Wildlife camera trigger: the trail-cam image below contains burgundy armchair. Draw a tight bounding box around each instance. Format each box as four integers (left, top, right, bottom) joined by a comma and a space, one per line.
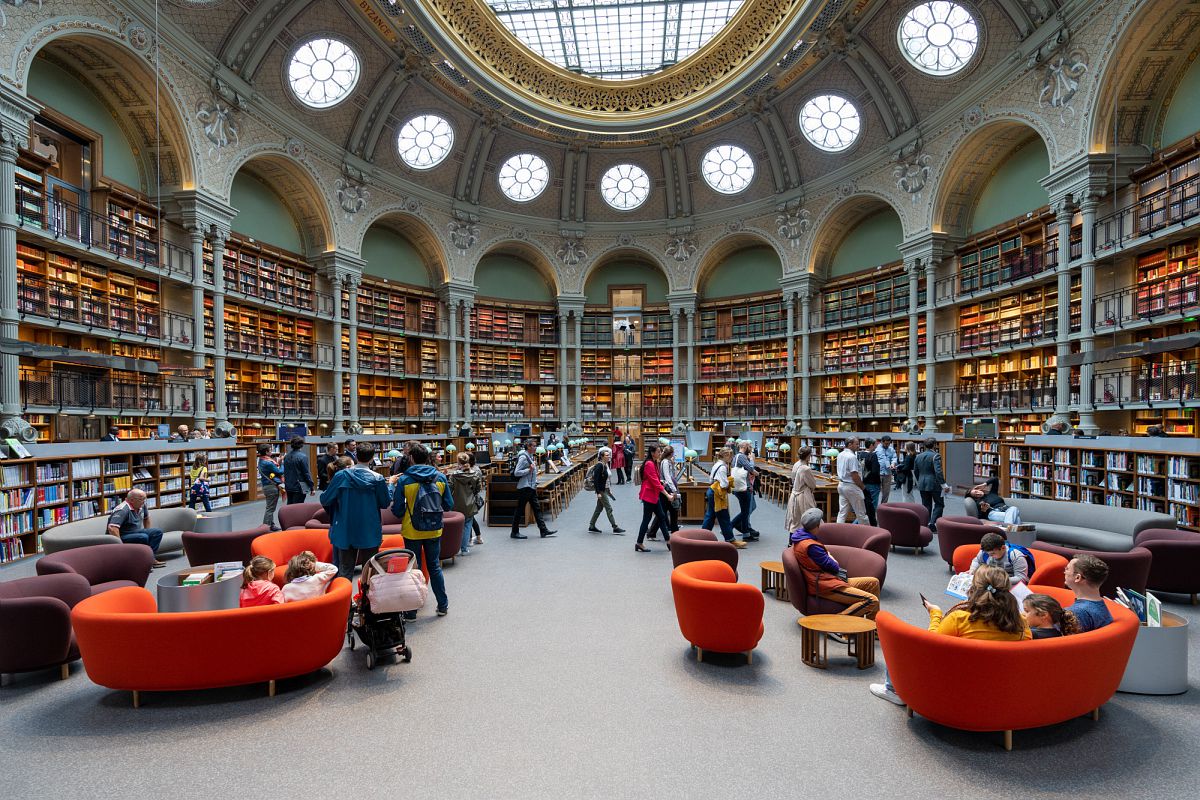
36, 544, 155, 594
0, 573, 92, 679
876, 505, 935, 554
279, 501, 323, 530
936, 517, 1002, 571
440, 512, 465, 562
1134, 528, 1200, 604
1032, 543, 1153, 598
885, 501, 930, 527
781, 543, 887, 616
182, 525, 271, 566
670, 528, 739, 571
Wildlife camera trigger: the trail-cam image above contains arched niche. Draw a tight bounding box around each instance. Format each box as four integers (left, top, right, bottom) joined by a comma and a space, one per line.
361, 225, 438, 288
811, 198, 904, 279
933, 121, 1049, 237
24, 34, 195, 192
475, 249, 556, 303
699, 245, 782, 299
584, 257, 669, 306
227, 155, 333, 254
1161, 55, 1200, 147
229, 169, 304, 254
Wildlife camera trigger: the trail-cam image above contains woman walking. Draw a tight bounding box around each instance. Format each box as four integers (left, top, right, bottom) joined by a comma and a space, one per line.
784, 446, 818, 533
611, 436, 627, 484
701, 447, 745, 548
635, 444, 674, 552
649, 445, 682, 539
449, 451, 483, 555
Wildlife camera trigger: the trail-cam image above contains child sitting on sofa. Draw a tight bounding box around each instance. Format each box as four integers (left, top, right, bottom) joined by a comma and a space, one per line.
970, 531, 1030, 585
1064, 554, 1114, 632
281, 550, 337, 602
1022, 593, 1080, 638
240, 555, 284, 607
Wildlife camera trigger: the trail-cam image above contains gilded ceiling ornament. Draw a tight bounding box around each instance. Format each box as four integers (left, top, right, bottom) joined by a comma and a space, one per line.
665, 236, 697, 263
776, 207, 810, 248
894, 152, 932, 201
1038, 50, 1088, 120
556, 238, 586, 267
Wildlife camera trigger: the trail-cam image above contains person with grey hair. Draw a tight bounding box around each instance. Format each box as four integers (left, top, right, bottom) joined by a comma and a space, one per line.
789, 508, 880, 619
106, 488, 166, 567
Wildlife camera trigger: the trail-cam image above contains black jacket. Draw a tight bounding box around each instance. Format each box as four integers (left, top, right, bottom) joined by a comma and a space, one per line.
316, 453, 337, 490
282, 449, 313, 493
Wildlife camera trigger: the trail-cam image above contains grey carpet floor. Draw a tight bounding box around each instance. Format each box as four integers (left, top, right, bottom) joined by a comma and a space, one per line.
1, 484, 1198, 799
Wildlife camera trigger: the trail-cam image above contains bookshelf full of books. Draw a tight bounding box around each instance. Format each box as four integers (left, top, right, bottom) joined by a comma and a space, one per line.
205, 236, 317, 313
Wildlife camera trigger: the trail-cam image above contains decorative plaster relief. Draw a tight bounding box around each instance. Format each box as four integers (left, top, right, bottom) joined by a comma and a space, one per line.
665, 235, 696, 263
776, 206, 811, 248
1038, 50, 1088, 121
556, 237, 586, 266
894, 151, 932, 202
448, 215, 479, 254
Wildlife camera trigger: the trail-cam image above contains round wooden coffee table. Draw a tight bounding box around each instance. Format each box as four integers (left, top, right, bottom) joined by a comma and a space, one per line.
798, 614, 877, 670
758, 560, 788, 600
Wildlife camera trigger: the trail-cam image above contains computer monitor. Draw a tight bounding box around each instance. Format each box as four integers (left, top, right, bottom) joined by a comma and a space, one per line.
156, 423, 171, 439
507, 423, 531, 440
277, 423, 309, 441
669, 437, 686, 462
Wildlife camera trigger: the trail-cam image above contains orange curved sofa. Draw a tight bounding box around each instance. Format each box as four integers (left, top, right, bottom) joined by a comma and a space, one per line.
670, 560, 764, 664
877, 586, 1137, 749
70, 578, 352, 706
251, 529, 405, 587
951, 544, 1069, 588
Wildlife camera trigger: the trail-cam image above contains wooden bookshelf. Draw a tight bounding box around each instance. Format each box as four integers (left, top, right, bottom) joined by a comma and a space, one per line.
697, 296, 783, 342
698, 341, 786, 380
471, 384, 526, 418
818, 368, 919, 417
954, 213, 1057, 295
205, 236, 316, 313
821, 263, 919, 327
224, 360, 318, 418
1135, 239, 1199, 317
821, 318, 924, 369
471, 303, 557, 344
344, 328, 407, 373
357, 375, 413, 418
218, 300, 316, 362
699, 379, 787, 418
1132, 144, 1200, 234
96, 182, 159, 266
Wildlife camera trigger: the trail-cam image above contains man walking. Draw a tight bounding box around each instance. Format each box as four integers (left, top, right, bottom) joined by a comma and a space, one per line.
836, 436, 869, 524
316, 442, 339, 491
874, 435, 897, 504
391, 445, 454, 617
282, 436, 314, 505
914, 437, 948, 530
511, 439, 557, 539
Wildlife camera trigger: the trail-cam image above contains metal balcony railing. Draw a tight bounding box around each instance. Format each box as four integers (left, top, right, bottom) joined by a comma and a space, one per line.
934, 381, 1078, 413
1094, 173, 1200, 254
697, 402, 787, 419
808, 391, 920, 418
935, 247, 1055, 303
19, 369, 196, 413
1094, 269, 1200, 331
224, 391, 335, 417
1095, 364, 1199, 406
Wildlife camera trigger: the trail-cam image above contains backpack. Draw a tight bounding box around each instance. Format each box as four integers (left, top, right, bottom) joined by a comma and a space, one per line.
585, 462, 600, 492
511, 452, 528, 478
979, 543, 1036, 578
410, 476, 445, 532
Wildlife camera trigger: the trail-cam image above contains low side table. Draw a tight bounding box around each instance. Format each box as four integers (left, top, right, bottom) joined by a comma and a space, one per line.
193, 512, 233, 534
1118, 611, 1189, 695
759, 561, 789, 601
799, 614, 877, 670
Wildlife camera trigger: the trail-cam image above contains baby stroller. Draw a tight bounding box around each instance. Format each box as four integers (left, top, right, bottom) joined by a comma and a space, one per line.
347, 548, 419, 670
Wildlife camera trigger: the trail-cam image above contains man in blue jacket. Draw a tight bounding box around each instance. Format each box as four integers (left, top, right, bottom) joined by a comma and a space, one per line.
391, 445, 454, 617
321, 444, 391, 579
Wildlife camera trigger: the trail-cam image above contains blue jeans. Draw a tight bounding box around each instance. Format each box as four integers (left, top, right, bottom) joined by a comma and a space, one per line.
732, 490, 754, 533
461, 516, 473, 554
701, 490, 735, 540
407, 536, 448, 612
121, 527, 163, 554
864, 484, 880, 526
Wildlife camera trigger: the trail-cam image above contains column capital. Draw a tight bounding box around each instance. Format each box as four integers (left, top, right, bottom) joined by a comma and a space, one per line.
439, 280, 477, 307
898, 231, 956, 268
779, 272, 816, 301
555, 293, 587, 318
170, 189, 236, 237
312, 250, 365, 286
666, 290, 698, 316
1040, 153, 1114, 210
0, 86, 39, 156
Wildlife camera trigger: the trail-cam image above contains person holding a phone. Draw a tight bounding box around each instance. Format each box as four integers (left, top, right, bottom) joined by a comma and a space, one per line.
790, 508, 880, 620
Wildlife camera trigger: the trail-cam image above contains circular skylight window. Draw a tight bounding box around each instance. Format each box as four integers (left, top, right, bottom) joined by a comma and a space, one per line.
702, 144, 755, 195
397, 115, 454, 170
498, 153, 550, 202
601, 164, 650, 211
898, 2, 979, 75
798, 94, 861, 152
288, 38, 360, 109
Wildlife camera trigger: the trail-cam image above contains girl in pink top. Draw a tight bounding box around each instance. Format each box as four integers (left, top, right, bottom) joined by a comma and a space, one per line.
239, 555, 285, 608
635, 444, 674, 553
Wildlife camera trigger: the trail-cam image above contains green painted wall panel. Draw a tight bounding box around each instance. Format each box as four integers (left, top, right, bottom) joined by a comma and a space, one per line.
475, 255, 554, 302
1162, 56, 1200, 146
968, 137, 1050, 234
361, 228, 432, 287
829, 209, 903, 277
229, 172, 303, 253
585, 260, 669, 304
701, 246, 781, 297
27, 58, 141, 190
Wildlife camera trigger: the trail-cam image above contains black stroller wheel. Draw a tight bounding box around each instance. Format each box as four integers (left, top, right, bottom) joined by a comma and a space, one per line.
366, 650, 376, 670
402, 646, 412, 663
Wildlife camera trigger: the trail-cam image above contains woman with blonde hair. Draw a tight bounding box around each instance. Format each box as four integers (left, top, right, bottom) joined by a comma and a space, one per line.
784, 446, 817, 533
700, 447, 745, 549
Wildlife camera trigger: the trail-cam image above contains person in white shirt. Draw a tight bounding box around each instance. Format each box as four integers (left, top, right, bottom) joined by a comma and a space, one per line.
836, 437, 869, 524
874, 436, 897, 504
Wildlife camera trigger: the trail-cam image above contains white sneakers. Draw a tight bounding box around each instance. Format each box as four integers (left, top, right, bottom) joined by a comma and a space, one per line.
870, 683, 904, 705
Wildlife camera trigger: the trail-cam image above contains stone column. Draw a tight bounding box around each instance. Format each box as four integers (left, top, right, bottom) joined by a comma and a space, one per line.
573, 314, 582, 420
924, 261, 936, 420
0, 120, 29, 429
330, 274, 345, 432
799, 293, 812, 433
907, 260, 920, 419
557, 313, 569, 422
785, 294, 796, 419
188, 227, 209, 426
210, 229, 229, 428
1054, 201, 1074, 414
1077, 196, 1099, 433
447, 300, 459, 422
672, 309, 682, 421
346, 276, 360, 426
462, 301, 473, 423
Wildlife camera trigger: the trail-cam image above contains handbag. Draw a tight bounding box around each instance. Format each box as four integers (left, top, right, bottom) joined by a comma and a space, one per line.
730, 465, 749, 492
366, 552, 428, 613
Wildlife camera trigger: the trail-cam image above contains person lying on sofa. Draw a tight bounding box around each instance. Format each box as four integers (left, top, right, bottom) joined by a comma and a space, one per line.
969, 531, 1030, 585
967, 476, 1021, 526
870, 566, 1030, 705
790, 508, 881, 622
106, 488, 166, 568
1064, 554, 1113, 632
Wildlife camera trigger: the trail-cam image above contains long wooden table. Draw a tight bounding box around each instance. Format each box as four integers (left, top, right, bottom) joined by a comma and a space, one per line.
485, 449, 599, 527
675, 460, 839, 525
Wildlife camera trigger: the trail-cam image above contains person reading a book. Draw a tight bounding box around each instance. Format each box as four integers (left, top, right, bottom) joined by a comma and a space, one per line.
1064, 554, 1114, 632
281, 550, 338, 602
1023, 593, 1080, 638
967, 477, 1021, 525
970, 532, 1030, 585
106, 488, 166, 568
790, 508, 880, 620
240, 556, 284, 607
871, 566, 1030, 705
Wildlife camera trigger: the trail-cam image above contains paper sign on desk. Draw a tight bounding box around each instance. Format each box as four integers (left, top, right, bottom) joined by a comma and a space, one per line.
5, 439, 31, 458
1146, 592, 1162, 627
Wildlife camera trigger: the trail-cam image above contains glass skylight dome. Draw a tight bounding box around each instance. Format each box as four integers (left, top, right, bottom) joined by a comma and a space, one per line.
485, 0, 744, 80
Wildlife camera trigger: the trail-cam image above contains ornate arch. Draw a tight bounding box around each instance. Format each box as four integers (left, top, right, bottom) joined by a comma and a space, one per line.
11, 19, 199, 190
221, 147, 336, 254
1084, 0, 1200, 152
692, 229, 786, 295
579, 243, 674, 296
805, 191, 906, 280
470, 237, 561, 297
355, 206, 451, 286
929, 117, 1051, 236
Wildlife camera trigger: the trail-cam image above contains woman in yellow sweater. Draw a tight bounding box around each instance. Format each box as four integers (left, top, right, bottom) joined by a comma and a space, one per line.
871, 566, 1029, 704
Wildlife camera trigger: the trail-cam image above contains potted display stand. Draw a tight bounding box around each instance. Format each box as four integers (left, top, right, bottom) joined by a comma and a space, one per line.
1118, 611, 1190, 695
